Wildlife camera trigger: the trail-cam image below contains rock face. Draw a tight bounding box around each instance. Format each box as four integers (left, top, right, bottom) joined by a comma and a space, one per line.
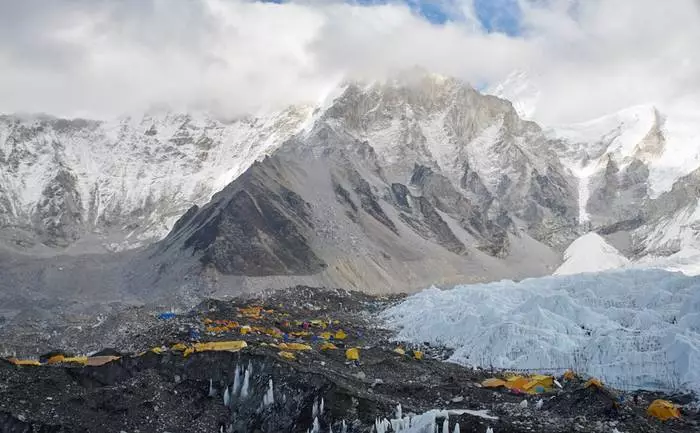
171, 160, 325, 277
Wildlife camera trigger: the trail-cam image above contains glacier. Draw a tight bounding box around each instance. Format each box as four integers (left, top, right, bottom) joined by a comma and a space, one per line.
381, 269, 700, 394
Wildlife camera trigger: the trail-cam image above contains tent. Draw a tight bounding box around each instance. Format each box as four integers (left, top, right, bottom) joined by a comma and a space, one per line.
523, 375, 554, 394
346, 348, 360, 361
184, 340, 247, 356
278, 342, 312, 351
505, 376, 530, 391
482, 378, 507, 388
278, 351, 297, 361
647, 400, 680, 421
7, 358, 41, 367
86, 355, 120, 366
584, 378, 604, 389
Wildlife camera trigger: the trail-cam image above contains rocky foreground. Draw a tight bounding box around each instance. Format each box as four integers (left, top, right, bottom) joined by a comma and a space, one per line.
0, 287, 697, 433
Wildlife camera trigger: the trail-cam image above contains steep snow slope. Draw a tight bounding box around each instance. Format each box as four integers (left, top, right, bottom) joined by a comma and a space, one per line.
0, 107, 312, 252
554, 232, 629, 275
382, 269, 700, 394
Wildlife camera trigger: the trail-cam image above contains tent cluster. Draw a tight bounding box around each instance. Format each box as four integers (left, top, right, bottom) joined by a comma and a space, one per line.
392, 346, 424, 360
481, 374, 555, 394
7, 354, 121, 367
201, 305, 349, 346
197, 303, 367, 362
481, 370, 683, 422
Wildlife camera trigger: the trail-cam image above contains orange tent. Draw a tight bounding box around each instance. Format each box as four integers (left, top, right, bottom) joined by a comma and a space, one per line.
647, 400, 681, 421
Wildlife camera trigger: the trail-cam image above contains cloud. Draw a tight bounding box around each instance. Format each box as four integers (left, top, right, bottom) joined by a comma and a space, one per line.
0, 0, 699, 124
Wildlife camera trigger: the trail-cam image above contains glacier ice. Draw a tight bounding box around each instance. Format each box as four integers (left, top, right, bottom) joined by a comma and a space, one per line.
379, 409, 488, 433
263, 379, 274, 407
382, 269, 700, 393
232, 363, 242, 396
223, 386, 231, 407
312, 398, 320, 418
241, 362, 252, 400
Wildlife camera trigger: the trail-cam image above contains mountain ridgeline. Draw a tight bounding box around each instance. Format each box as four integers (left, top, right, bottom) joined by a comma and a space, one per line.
1, 72, 698, 295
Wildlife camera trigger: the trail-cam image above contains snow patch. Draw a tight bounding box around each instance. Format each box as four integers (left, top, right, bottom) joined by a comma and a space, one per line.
555, 232, 630, 276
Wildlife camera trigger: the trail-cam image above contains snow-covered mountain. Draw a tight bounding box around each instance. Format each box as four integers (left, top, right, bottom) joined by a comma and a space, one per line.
491, 71, 700, 273
0, 107, 313, 253
154, 72, 578, 292
2, 68, 699, 296
0, 71, 582, 295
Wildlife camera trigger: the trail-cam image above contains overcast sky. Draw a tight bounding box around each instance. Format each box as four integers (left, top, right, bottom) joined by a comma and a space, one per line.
1, 0, 699, 124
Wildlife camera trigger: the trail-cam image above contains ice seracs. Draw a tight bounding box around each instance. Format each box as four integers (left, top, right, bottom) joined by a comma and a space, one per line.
241, 362, 252, 400
382, 269, 700, 394
263, 379, 274, 407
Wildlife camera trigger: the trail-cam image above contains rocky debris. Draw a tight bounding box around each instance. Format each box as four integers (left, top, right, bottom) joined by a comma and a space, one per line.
165, 159, 326, 276
1, 287, 697, 433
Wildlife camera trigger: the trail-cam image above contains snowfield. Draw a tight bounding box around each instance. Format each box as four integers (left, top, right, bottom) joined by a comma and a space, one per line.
554, 232, 630, 276
381, 269, 700, 394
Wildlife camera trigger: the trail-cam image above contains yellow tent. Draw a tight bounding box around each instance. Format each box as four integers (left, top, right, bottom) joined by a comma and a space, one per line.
278, 342, 312, 351
334, 330, 347, 340
505, 376, 530, 391
584, 378, 603, 389
647, 400, 680, 421
278, 351, 297, 361
47, 354, 66, 365
320, 342, 338, 351
523, 375, 554, 393
482, 378, 507, 388
393, 347, 406, 356
62, 356, 88, 365
86, 356, 120, 366
413, 350, 424, 360
184, 340, 248, 356
7, 358, 41, 367
345, 348, 360, 361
